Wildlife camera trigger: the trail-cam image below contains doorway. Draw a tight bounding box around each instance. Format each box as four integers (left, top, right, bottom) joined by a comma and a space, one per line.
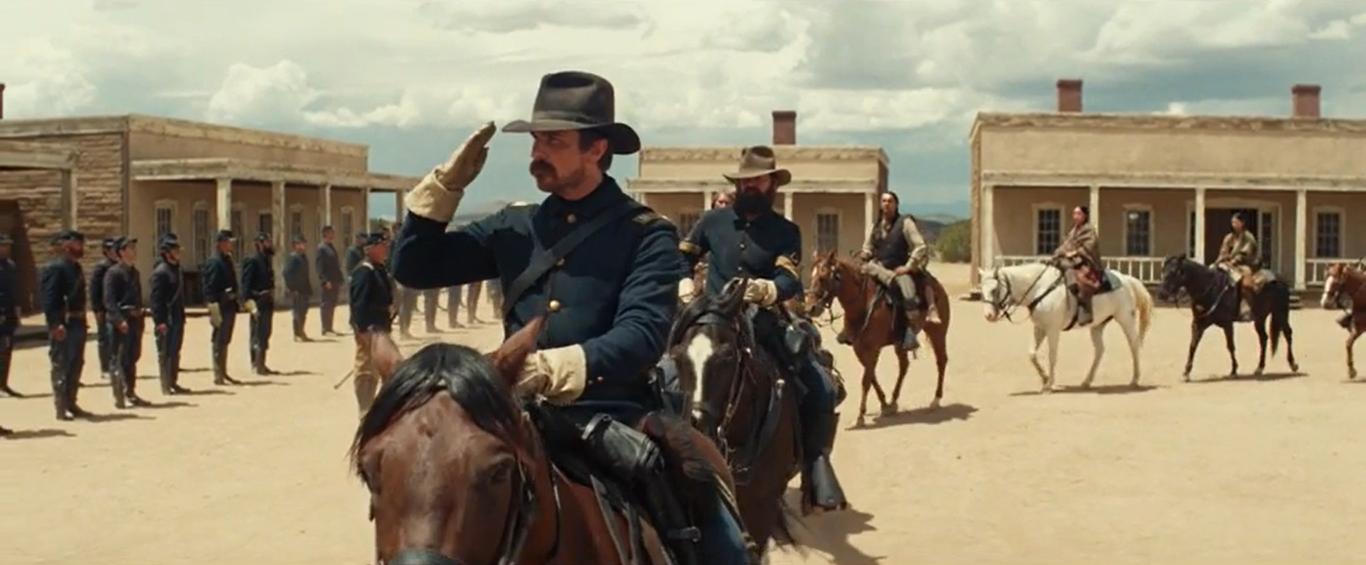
1189, 207, 1277, 270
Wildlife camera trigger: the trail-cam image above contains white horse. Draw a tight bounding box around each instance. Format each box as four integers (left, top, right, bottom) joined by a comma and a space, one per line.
979, 263, 1154, 392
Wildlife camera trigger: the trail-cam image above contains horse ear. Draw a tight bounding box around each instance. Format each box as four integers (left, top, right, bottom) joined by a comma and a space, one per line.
488, 316, 546, 385
720, 278, 747, 311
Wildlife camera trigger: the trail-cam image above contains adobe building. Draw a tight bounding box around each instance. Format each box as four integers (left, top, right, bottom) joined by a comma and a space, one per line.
971, 79, 1366, 294
0, 99, 416, 308
628, 111, 888, 269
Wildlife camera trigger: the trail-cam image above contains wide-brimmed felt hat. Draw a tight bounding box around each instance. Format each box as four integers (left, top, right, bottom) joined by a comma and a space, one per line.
216, 230, 237, 242
159, 235, 181, 252
723, 145, 791, 187
502, 71, 640, 155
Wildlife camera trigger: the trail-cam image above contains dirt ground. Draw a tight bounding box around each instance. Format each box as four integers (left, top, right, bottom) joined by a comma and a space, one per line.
4, 263, 1366, 564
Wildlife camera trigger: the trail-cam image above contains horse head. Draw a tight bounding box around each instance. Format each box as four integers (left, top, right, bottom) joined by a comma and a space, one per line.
1321, 262, 1361, 309
351, 342, 548, 565
1158, 254, 1197, 303
804, 250, 843, 317
667, 278, 751, 438
978, 266, 1010, 322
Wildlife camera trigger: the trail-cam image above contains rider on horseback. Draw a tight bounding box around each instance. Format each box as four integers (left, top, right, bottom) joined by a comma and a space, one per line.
1052, 205, 1103, 326
679, 145, 849, 513
858, 191, 936, 351
390, 72, 748, 564
1215, 213, 1261, 321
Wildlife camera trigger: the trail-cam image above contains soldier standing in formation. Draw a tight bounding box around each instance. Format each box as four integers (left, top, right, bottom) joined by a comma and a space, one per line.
0, 235, 20, 400
315, 226, 344, 336
104, 236, 150, 409
150, 234, 189, 395
283, 235, 313, 342
445, 284, 465, 328
241, 232, 278, 375
91, 237, 117, 380
203, 229, 241, 385
348, 232, 393, 414
420, 288, 440, 333
41, 229, 92, 421
344, 232, 365, 278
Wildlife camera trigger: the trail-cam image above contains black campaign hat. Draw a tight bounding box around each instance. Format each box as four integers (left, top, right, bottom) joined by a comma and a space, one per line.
101, 237, 117, 250
159, 235, 181, 252
361, 232, 387, 247
112, 236, 138, 251
255, 232, 272, 243
216, 229, 237, 242
54, 229, 85, 243
502, 71, 640, 155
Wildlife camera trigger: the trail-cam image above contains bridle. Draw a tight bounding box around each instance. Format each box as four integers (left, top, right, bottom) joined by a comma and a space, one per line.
986, 264, 1053, 322
1162, 260, 1230, 320
381, 416, 561, 565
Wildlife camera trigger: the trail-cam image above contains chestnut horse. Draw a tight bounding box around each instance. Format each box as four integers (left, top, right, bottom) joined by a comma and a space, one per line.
805, 252, 950, 427
667, 279, 803, 555
1322, 263, 1366, 380
351, 319, 740, 564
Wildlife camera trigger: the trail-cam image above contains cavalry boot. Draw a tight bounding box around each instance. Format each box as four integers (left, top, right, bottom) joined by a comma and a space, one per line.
159, 355, 175, 395
259, 350, 279, 375
640, 469, 702, 565
112, 368, 129, 410
212, 347, 227, 385
901, 311, 922, 351
801, 411, 849, 512
0, 374, 21, 398
54, 386, 73, 421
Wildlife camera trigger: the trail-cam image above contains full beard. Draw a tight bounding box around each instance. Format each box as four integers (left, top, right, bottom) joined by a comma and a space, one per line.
734, 190, 774, 216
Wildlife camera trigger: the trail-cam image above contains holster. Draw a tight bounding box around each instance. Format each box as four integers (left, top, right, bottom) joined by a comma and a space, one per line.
651, 357, 688, 417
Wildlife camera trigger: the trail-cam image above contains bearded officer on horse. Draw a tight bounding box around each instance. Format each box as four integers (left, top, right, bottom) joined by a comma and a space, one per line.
1052, 205, 1103, 326
389, 71, 748, 564
1215, 212, 1264, 321
857, 190, 938, 351
679, 145, 849, 513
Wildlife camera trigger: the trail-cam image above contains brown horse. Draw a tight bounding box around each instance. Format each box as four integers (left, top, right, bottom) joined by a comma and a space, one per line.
1322, 263, 1366, 380
667, 279, 804, 553
351, 319, 739, 564
805, 251, 951, 427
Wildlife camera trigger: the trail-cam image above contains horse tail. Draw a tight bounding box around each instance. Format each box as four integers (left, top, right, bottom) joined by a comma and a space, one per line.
1270, 281, 1291, 355
1128, 277, 1154, 344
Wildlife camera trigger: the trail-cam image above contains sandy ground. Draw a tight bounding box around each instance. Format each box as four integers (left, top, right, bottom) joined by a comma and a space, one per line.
4, 263, 1366, 564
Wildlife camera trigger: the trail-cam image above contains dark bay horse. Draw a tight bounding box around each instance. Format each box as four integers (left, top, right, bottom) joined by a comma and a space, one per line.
1158, 255, 1298, 379
351, 319, 738, 565
667, 279, 804, 553
1322, 263, 1366, 380
805, 251, 950, 427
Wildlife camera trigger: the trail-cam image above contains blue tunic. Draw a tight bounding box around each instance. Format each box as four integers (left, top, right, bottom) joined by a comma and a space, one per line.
680, 207, 802, 300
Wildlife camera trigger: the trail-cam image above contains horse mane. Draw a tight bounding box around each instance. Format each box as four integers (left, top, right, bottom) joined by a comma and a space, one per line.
349, 343, 521, 475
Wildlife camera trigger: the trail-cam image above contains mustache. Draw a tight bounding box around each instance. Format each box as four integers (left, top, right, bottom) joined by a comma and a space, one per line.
529, 160, 556, 176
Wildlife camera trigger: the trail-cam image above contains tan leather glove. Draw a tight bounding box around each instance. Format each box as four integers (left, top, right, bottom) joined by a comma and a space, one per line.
405, 122, 496, 223
244, 300, 258, 316
677, 278, 697, 300
513, 345, 587, 405
207, 303, 222, 328
743, 279, 778, 307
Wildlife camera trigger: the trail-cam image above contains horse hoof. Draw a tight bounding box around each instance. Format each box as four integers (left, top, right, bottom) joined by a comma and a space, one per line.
1254, 368, 1264, 377
881, 403, 898, 417
929, 398, 941, 409
1041, 386, 1054, 394
853, 416, 866, 429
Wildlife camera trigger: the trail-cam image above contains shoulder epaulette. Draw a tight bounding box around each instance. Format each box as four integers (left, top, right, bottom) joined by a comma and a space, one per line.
633, 208, 672, 227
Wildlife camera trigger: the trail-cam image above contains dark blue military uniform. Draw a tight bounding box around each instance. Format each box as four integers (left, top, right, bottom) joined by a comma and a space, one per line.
90, 240, 116, 378
681, 204, 845, 509
41, 230, 90, 419
284, 244, 312, 340
151, 236, 188, 394
241, 237, 276, 374
103, 240, 147, 408
316, 239, 344, 334
0, 237, 19, 398
348, 255, 394, 334
203, 231, 240, 384
392, 176, 684, 411
344, 243, 364, 278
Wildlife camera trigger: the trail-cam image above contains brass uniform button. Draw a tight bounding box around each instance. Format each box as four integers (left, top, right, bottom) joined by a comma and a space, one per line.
548, 299, 562, 312
566, 213, 577, 224
556, 258, 565, 267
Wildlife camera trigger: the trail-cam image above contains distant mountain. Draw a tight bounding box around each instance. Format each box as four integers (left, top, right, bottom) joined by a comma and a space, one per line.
910, 200, 968, 221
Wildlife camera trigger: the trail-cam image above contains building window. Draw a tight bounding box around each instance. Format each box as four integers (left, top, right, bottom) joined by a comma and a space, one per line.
192, 206, 210, 266
816, 212, 839, 254
1316, 210, 1342, 257
290, 209, 304, 242
258, 212, 273, 239
231, 209, 245, 258
1035, 207, 1062, 255
1259, 211, 1274, 267
155, 203, 174, 242
1124, 207, 1152, 256
678, 211, 701, 237
341, 208, 355, 245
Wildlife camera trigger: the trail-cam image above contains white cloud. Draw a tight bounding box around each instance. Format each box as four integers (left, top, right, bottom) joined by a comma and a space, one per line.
0, 39, 98, 117
418, 0, 647, 33
206, 61, 320, 125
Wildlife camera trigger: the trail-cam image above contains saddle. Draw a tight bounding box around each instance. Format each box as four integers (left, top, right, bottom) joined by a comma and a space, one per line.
525, 401, 743, 565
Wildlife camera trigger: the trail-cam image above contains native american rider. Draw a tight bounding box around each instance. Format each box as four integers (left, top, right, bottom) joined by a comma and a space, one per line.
1052, 205, 1102, 326
858, 191, 936, 350
1215, 212, 1263, 320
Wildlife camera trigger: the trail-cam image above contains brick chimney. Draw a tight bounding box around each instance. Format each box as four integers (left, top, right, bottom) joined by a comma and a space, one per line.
0, 83, 6, 120
1292, 84, 1321, 118
772, 110, 796, 145
1056, 79, 1083, 113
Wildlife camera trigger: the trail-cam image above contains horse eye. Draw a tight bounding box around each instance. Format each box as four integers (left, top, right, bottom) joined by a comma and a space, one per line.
484, 457, 515, 485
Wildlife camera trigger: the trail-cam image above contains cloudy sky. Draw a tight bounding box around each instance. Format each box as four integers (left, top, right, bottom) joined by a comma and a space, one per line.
2, 0, 1362, 218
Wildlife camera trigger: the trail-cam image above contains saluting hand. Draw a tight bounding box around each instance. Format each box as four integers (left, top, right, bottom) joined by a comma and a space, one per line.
437, 122, 496, 191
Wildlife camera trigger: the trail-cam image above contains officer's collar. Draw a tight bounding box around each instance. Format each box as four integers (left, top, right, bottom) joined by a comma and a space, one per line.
540, 175, 625, 221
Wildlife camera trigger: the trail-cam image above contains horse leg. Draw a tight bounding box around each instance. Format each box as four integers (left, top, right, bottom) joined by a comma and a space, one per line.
1222, 323, 1239, 378
855, 349, 878, 428
929, 323, 948, 409
887, 347, 909, 415
1348, 328, 1360, 380
1252, 316, 1268, 376
1118, 315, 1142, 387
1044, 330, 1060, 392
1029, 325, 1048, 385
1183, 322, 1208, 381
1284, 318, 1298, 374
1082, 323, 1106, 389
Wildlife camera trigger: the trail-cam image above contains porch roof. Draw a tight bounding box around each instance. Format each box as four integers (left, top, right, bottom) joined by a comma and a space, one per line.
628, 177, 878, 194
130, 158, 417, 191
0, 140, 78, 171
982, 170, 1366, 192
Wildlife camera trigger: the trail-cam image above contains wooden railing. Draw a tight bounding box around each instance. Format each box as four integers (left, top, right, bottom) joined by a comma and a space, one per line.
993, 255, 1166, 284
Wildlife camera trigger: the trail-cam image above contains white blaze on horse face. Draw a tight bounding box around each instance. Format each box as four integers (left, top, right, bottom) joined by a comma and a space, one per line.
1322, 275, 1337, 309
685, 332, 715, 419
981, 276, 1001, 322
